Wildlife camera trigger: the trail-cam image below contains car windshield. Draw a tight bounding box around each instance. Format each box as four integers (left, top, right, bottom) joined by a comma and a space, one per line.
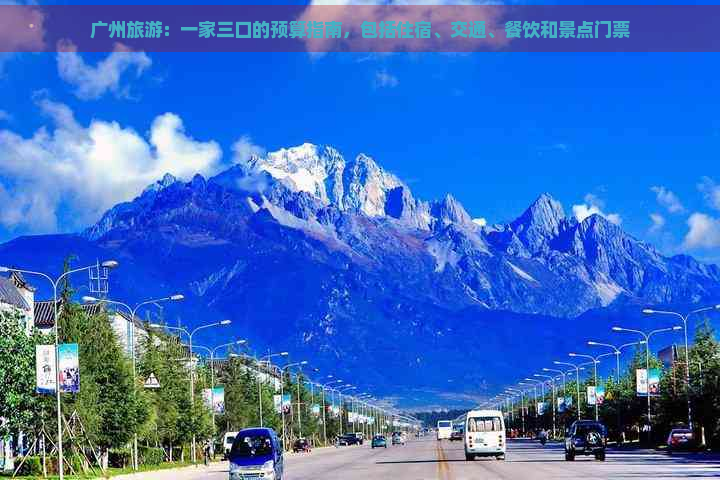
438, 421, 451, 428
672, 430, 692, 435
230, 434, 273, 458
225, 436, 235, 444
467, 417, 502, 433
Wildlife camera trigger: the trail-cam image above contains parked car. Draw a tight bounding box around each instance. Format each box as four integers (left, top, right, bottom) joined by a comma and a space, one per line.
391, 433, 405, 445
228, 427, 284, 480
371, 435, 388, 449
450, 425, 464, 442
223, 431, 239, 459
667, 428, 695, 451
336, 435, 352, 446
293, 438, 311, 453
564, 421, 607, 461
343, 433, 363, 445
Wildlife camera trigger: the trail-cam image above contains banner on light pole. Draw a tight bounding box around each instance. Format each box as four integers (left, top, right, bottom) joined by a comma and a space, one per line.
596, 385, 606, 405
636, 369, 648, 396
36, 345, 56, 394
648, 368, 660, 396
58, 343, 79, 393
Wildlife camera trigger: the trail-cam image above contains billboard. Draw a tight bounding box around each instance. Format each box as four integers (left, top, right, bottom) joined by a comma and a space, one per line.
636, 369, 648, 396
587, 386, 597, 406
596, 385, 605, 405
36, 345, 56, 394
557, 396, 566, 413
658, 345, 677, 370
58, 343, 79, 393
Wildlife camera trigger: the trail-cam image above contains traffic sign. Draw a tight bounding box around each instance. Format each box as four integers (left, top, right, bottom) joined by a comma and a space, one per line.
144, 373, 160, 389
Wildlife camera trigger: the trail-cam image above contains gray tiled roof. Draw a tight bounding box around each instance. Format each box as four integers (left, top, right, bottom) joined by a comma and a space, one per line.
0, 276, 30, 310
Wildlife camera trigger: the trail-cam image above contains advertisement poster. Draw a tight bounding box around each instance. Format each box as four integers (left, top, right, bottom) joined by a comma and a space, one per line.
557, 396, 566, 413
537, 401, 546, 415
565, 396, 573, 409
311, 404, 320, 416
58, 343, 79, 393
281, 394, 291, 414
35, 345, 56, 394
648, 368, 660, 397
596, 385, 606, 405
587, 386, 597, 406
636, 369, 648, 396
212, 387, 225, 414
202, 389, 212, 410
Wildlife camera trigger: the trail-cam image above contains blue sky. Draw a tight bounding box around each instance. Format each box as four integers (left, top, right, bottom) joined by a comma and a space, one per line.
1, 2, 720, 264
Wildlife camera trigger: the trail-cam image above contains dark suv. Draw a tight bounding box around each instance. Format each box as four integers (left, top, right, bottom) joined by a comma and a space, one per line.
564, 420, 607, 461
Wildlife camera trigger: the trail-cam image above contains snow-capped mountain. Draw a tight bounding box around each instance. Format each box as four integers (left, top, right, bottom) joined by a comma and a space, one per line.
3, 143, 719, 405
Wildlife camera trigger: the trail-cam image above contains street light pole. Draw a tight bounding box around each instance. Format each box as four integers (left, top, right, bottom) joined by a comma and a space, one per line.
3, 261, 119, 480
554, 361, 583, 421
321, 379, 343, 445
643, 306, 720, 431
612, 325, 682, 435
568, 353, 601, 421
279, 361, 307, 449
82, 294, 184, 470
149, 319, 231, 463
534, 374, 556, 438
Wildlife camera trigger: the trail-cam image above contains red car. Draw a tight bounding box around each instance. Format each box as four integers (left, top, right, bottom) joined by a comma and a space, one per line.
667, 429, 695, 451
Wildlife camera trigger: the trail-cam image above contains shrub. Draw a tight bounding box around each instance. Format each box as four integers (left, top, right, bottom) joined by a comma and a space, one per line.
17, 455, 43, 476
108, 448, 131, 468
139, 446, 165, 466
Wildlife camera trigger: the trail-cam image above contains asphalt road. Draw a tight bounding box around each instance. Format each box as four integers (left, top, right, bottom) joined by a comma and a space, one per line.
117, 437, 720, 480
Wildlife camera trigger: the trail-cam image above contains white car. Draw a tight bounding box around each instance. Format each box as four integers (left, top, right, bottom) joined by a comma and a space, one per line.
464, 410, 505, 460
223, 431, 239, 459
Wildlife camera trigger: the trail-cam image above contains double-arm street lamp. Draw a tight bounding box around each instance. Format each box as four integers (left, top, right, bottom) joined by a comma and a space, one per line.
643, 306, 720, 430
568, 352, 603, 421
1, 261, 119, 480
149, 319, 231, 462
587, 340, 646, 383
280, 361, 308, 447
82, 293, 184, 471
534, 374, 557, 437
320, 378, 344, 444
553, 361, 584, 421
612, 325, 681, 430
193, 339, 246, 453
257, 352, 289, 426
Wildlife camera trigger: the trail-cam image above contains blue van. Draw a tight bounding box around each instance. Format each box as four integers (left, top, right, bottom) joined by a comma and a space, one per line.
228, 427, 284, 480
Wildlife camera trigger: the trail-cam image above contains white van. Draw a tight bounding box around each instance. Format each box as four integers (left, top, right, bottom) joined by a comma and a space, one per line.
464, 410, 505, 460
437, 420, 452, 440
223, 431, 239, 459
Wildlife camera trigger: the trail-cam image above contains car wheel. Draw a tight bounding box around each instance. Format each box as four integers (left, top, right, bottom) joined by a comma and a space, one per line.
497, 455, 505, 461
595, 451, 606, 461
465, 453, 474, 461
565, 451, 575, 461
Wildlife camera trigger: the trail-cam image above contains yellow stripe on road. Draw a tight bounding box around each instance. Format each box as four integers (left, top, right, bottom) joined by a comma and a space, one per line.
436, 441, 453, 480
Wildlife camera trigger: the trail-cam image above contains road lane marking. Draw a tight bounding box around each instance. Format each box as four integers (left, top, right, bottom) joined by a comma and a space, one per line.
436, 441, 453, 480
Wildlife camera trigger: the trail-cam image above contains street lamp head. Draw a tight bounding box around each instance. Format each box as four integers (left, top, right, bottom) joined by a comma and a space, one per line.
715, 304, 720, 310
300, 360, 309, 365
236, 339, 247, 345
220, 319, 231, 325
672, 325, 683, 331
639, 340, 647, 344
280, 352, 289, 356
149, 323, 163, 329
533, 374, 542, 377
568, 352, 577, 357
542, 367, 550, 371
642, 308, 655, 314
170, 294, 184, 301
0, 266, 9, 273
82, 295, 98, 303
587, 341, 598, 345
612, 326, 623, 331
101, 260, 119, 269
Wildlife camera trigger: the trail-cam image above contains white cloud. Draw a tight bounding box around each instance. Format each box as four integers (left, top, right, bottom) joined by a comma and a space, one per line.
648, 213, 665, 233
683, 213, 720, 249
0, 97, 223, 233
57, 42, 152, 100
572, 193, 622, 225
698, 177, 720, 211
651, 185, 685, 214
374, 70, 399, 89
232, 135, 266, 164
472, 217, 487, 227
